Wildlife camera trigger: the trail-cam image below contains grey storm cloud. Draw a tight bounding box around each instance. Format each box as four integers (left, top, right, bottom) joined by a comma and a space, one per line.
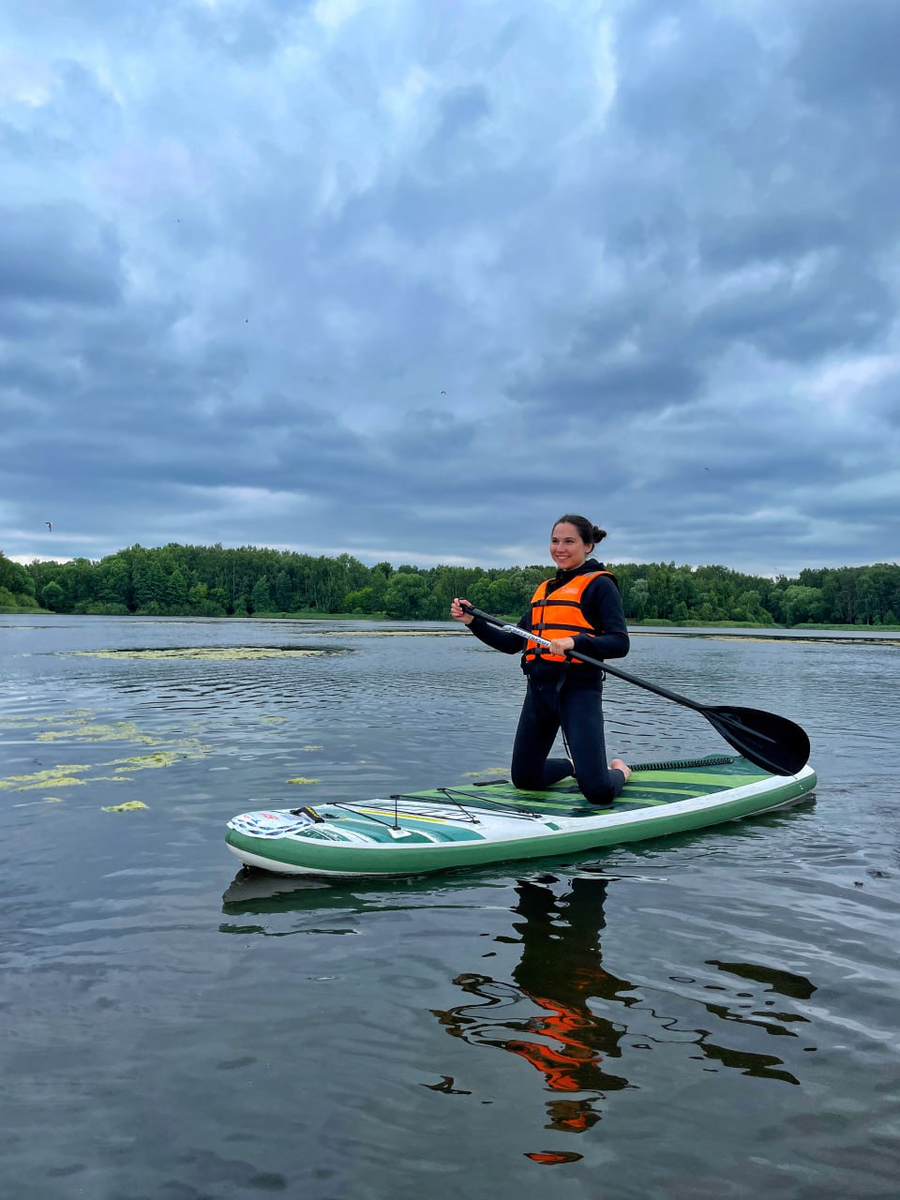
1, 0, 898, 576
0, 204, 122, 306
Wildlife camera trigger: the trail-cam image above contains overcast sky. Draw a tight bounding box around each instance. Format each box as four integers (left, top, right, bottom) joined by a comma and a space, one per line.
2, 0, 898, 577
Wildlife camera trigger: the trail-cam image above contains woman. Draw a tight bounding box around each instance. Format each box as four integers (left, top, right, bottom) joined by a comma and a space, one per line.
450, 514, 631, 806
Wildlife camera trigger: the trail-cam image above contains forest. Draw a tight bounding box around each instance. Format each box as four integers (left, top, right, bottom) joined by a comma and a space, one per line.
1, 543, 899, 627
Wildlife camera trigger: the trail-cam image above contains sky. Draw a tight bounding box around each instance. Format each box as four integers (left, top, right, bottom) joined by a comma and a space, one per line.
1, 0, 898, 578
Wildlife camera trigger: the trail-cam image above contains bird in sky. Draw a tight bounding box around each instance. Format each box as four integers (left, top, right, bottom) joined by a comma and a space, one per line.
45, 521, 52, 531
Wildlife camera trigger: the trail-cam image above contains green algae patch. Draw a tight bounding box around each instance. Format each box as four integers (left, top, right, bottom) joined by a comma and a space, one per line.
108, 749, 207, 774
102, 800, 149, 813
0, 765, 94, 791
0, 709, 215, 796
37, 721, 163, 745
72, 647, 325, 660
260, 716, 287, 724
287, 777, 320, 785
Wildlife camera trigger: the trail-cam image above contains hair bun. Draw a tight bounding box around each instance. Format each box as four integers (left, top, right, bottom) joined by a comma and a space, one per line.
554, 513, 606, 547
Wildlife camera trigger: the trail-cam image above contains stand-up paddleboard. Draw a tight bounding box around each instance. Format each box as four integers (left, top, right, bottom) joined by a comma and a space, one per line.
225, 755, 817, 878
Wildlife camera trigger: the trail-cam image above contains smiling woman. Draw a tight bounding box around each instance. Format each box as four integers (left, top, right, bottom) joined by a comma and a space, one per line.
451, 514, 632, 808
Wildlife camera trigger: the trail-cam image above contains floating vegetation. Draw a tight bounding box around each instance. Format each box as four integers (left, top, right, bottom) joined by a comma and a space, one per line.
109, 749, 207, 773
287, 777, 320, 785
260, 716, 287, 724
102, 800, 149, 813
71, 646, 326, 660
37, 721, 163, 745
0, 710, 212, 794
0, 766, 93, 791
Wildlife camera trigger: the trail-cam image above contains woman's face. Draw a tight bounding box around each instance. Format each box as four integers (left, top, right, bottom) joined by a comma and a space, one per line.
550, 522, 591, 571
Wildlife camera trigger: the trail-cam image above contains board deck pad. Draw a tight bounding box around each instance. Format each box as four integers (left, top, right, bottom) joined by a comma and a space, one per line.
408, 755, 769, 818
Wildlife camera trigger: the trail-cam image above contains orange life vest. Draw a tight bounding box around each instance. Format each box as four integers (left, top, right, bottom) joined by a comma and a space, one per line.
525, 571, 616, 664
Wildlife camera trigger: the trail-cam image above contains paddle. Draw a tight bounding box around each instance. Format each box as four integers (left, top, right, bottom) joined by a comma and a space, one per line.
459, 603, 811, 776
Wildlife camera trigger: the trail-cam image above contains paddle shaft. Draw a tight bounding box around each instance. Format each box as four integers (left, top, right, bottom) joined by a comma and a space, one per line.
457, 603, 812, 774
461, 603, 710, 714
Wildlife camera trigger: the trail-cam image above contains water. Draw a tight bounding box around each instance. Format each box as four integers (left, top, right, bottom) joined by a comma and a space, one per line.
1, 615, 898, 1199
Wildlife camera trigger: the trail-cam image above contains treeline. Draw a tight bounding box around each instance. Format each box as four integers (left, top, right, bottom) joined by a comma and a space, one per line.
2, 544, 899, 626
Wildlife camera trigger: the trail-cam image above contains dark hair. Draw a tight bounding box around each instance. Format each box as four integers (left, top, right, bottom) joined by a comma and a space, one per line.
553, 513, 607, 546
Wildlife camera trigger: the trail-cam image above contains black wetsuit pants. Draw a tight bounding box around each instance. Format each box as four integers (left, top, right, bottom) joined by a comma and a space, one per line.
511, 677, 626, 806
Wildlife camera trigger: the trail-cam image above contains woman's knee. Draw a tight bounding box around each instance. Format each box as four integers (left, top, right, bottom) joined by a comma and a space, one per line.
581, 783, 615, 806
511, 763, 543, 791
578, 766, 625, 806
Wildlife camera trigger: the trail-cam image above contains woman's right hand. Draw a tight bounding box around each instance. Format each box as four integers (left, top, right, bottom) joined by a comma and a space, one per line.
450, 597, 474, 625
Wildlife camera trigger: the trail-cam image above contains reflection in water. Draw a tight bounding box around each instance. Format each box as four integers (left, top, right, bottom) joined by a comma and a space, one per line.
218, 868, 454, 935
433, 877, 633, 1133
433, 876, 818, 1135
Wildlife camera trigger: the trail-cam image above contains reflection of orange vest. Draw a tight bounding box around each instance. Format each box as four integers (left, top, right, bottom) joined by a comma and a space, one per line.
525, 572, 616, 663
506, 993, 596, 1091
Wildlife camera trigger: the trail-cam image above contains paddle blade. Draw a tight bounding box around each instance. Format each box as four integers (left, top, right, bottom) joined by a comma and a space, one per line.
703, 705, 810, 776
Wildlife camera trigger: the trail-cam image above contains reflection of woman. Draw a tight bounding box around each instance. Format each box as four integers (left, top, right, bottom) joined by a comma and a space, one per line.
451, 514, 631, 806
433, 877, 634, 1133
433, 875, 814, 1137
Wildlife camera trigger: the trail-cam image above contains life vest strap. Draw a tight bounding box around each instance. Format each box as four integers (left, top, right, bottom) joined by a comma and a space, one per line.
530, 598, 584, 610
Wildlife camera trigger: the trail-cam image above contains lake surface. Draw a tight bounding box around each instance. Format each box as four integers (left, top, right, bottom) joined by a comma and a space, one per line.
2, 615, 898, 1199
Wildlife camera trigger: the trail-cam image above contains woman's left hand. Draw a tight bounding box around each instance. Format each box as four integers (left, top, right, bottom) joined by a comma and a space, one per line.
547, 637, 575, 655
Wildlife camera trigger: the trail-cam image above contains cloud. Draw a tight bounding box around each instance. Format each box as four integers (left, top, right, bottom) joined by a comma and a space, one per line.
0, 0, 898, 578
0, 203, 122, 305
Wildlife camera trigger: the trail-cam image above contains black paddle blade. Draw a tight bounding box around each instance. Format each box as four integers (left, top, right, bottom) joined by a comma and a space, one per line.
703, 705, 810, 776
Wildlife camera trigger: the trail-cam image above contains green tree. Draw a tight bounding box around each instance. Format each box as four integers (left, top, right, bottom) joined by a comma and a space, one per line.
95, 554, 133, 609
165, 567, 189, 611
272, 570, 292, 611
250, 576, 273, 613
0, 551, 27, 594
487, 576, 520, 616
384, 572, 431, 618
41, 580, 65, 611
855, 570, 878, 625
623, 577, 649, 620
345, 587, 378, 614
210, 587, 229, 612
735, 589, 770, 624
781, 585, 826, 625
60, 558, 97, 612
132, 552, 168, 613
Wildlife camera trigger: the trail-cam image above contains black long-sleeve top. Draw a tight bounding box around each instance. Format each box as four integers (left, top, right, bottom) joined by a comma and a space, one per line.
467, 558, 630, 683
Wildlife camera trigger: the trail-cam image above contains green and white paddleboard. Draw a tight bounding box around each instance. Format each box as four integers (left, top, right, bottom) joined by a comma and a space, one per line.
225, 755, 817, 878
